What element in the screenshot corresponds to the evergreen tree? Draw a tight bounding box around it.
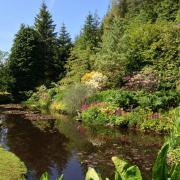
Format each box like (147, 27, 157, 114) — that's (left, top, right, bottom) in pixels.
(61, 37, 90, 85)
(34, 2, 57, 84)
(95, 17, 127, 87)
(56, 23, 72, 79)
(156, 0, 180, 21)
(9, 25, 42, 94)
(61, 13, 102, 85)
(82, 13, 101, 50)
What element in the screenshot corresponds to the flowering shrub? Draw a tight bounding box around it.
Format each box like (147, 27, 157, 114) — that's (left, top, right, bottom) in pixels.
(49, 101, 65, 112)
(81, 71, 108, 90)
(124, 67, 160, 92)
(81, 102, 108, 111)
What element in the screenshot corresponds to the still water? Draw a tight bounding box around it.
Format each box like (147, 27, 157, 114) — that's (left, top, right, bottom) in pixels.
(0, 105, 164, 180)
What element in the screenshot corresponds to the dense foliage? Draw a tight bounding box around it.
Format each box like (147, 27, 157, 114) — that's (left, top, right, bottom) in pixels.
(9, 25, 43, 95)
(1, 0, 179, 98)
(23, 0, 179, 133)
(0, 3, 72, 98)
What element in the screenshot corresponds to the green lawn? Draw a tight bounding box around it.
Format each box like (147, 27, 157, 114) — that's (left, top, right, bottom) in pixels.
(0, 146, 27, 180)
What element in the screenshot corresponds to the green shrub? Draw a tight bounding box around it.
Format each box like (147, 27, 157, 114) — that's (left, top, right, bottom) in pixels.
(127, 108, 149, 128)
(86, 90, 138, 110)
(86, 90, 180, 113)
(135, 91, 180, 112)
(81, 106, 110, 125)
(113, 115, 128, 127)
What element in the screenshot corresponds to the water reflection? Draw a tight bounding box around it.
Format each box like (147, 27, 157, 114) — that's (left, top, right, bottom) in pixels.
(0, 110, 164, 180)
(55, 115, 164, 179)
(2, 115, 71, 179)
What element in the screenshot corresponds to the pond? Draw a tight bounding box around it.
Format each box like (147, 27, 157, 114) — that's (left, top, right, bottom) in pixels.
(0, 105, 165, 180)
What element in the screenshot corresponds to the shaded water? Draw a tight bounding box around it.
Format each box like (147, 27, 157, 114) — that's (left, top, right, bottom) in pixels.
(0, 105, 165, 180)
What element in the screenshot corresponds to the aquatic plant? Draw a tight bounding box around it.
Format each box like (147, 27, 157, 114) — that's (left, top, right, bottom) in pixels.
(40, 172, 63, 180)
(152, 118, 180, 180)
(112, 156, 142, 180)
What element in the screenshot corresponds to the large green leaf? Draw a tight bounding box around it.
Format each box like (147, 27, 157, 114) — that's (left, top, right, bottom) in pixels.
(40, 172, 50, 180)
(124, 165, 142, 180)
(112, 156, 142, 180)
(114, 171, 122, 180)
(152, 143, 169, 180)
(57, 175, 64, 180)
(112, 156, 129, 175)
(85, 167, 102, 180)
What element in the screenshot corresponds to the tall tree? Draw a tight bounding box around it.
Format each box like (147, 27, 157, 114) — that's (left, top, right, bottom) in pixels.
(34, 2, 57, 84)
(61, 13, 102, 85)
(56, 23, 72, 79)
(82, 13, 101, 50)
(156, 0, 180, 21)
(8, 25, 42, 94)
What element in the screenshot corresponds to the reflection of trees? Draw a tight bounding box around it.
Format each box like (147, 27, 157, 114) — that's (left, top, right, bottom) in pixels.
(82, 125, 164, 180)
(54, 117, 164, 180)
(5, 116, 70, 179)
(4, 111, 165, 180)
(55, 117, 95, 152)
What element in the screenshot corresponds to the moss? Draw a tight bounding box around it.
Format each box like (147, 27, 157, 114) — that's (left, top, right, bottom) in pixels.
(0, 147, 27, 180)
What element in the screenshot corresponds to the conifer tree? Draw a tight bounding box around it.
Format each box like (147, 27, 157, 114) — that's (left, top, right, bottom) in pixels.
(9, 25, 42, 94)
(34, 2, 57, 84)
(61, 13, 102, 85)
(82, 13, 101, 50)
(56, 23, 72, 79)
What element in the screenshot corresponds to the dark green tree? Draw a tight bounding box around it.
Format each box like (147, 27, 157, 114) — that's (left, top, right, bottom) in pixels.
(156, 0, 180, 21)
(34, 2, 57, 84)
(56, 23, 72, 80)
(82, 13, 102, 50)
(0, 50, 14, 92)
(8, 25, 43, 95)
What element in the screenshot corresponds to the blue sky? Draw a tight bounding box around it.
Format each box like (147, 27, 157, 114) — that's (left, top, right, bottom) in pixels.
(0, 0, 110, 52)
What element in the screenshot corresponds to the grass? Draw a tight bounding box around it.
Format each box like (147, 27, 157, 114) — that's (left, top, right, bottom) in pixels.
(0, 146, 27, 180)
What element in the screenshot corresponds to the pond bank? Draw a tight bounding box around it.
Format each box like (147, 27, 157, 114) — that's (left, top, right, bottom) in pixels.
(25, 88, 180, 134)
(0, 146, 27, 179)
